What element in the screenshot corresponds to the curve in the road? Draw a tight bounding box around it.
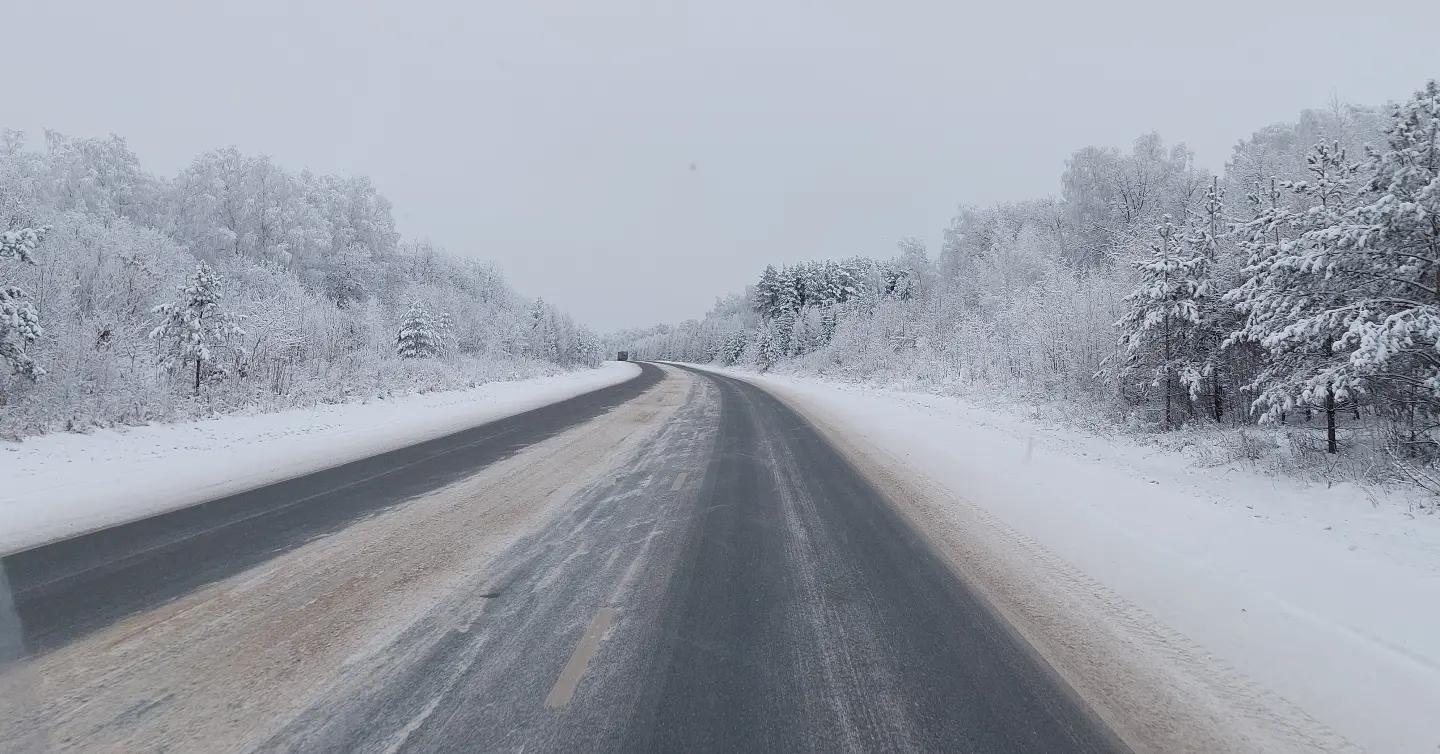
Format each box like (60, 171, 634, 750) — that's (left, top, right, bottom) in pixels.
(263, 364, 1126, 753)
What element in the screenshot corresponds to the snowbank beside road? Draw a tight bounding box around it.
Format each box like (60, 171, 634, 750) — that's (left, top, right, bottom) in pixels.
(692, 364, 1440, 753)
(0, 362, 640, 555)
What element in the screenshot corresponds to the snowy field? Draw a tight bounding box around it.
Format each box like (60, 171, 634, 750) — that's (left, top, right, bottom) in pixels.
(693, 364, 1440, 753)
(0, 362, 640, 555)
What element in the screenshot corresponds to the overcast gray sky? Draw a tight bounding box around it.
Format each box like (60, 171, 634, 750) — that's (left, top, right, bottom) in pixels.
(6, 0, 1437, 331)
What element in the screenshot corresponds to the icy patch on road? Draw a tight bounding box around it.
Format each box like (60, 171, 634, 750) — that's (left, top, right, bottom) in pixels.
(0, 362, 640, 554)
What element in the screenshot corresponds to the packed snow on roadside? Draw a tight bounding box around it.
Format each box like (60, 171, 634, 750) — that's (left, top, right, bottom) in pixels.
(697, 364, 1440, 753)
(0, 362, 640, 555)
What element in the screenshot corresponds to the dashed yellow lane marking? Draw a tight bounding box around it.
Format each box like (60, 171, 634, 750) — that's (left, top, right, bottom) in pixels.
(544, 607, 617, 709)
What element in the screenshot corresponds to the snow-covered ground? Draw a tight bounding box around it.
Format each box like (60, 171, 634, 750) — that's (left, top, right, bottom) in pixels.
(697, 365, 1440, 753)
(0, 362, 640, 555)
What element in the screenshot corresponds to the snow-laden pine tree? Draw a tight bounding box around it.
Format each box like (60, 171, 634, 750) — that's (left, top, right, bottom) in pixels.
(1, 226, 49, 380)
(1335, 81, 1440, 429)
(435, 310, 455, 355)
(756, 315, 790, 370)
(1178, 178, 1229, 421)
(717, 330, 746, 365)
(777, 266, 803, 316)
(150, 262, 246, 395)
(396, 302, 441, 359)
(1114, 214, 1206, 428)
(753, 265, 783, 319)
(787, 306, 830, 357)
(1226, 142, 1364, 451)
(524, 297, 569, 364)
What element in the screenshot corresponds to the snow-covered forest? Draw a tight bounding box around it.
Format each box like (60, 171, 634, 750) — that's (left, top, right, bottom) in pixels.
(0, 133, 603, 439)
(618, 80, 1440, 484)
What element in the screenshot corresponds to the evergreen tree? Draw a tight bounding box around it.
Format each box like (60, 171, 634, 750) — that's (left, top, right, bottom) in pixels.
(755, 314, 792, 370)
(1114, 215, 1206, 428)
(718, 330, 746, 365)
(524, 298, 560, 362)
(150, 263, 246, 395)
(1337, 81, 1440, 425)
(526, 297, 547, 326)
(396, 302, 441, 358)
(894, 237, 933, 299)
(1179, 178, 1232, 421)
(435, 310, 455, 355)
(753, 265, 782, 319)
(801, 261, 829, 308)
(777, 265, 803, 315)
(1, 226, 48, 380)
(1227, 142, 1363, 451)
(787, 306, 826, 356)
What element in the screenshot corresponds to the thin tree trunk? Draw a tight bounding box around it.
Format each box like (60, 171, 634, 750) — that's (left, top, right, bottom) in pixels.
(1410, 404, 1418, 457)
(1163, 312, 1172, 430)
(1212, 371, 1223, 423)
(1325, 387, 1337, 454)
(194, 358, 202, 396)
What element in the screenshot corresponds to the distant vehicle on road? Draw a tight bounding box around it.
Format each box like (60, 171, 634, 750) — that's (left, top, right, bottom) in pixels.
(617, 351, 630, 361)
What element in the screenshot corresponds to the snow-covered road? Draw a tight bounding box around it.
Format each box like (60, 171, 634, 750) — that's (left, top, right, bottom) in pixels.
(6, 357, 1434, 752)
(715, 365, 1440, 753)
(0, 363, 680, 753)
(2, 364, 1123, 752)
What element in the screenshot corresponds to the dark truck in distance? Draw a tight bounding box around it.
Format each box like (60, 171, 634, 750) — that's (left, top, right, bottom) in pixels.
(617, 351, 630, 361)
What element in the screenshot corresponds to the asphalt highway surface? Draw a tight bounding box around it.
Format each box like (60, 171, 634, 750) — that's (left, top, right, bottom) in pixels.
(2, 363, 665, 654)
(0, 363, 1123, 753)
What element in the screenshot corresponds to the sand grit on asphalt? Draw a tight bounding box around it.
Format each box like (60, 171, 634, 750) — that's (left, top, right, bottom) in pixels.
(0, 367, 692, 753)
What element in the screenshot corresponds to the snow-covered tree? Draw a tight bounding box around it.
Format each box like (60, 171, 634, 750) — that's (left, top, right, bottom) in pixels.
(1061, 134, 1207, 265)
(617, 79, 1440, 477)
(756, 314, 791, 370)
(150, 263, 246, 395)
(0, 133, 603, 438)
(753, 265, 783, 319)
(1178, 178, 1233, 421)
(1, 226, 46, 266)
(435, 310, 455, 355)
(786, 306, 827, 356)
(1336, 81, 1440, 428)
(1113, 215, 1206, 428)
(1227, 142, 1364, 451)
(1, 226, 48, 380)
(890, 237, 933, 299)
(717, 329, 746, 365)
(396, 302, 441, 359)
